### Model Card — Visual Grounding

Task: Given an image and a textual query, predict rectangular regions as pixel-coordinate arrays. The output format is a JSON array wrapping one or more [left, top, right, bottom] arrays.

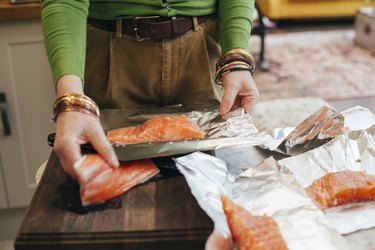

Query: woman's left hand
[[219, 70, 260, 116]]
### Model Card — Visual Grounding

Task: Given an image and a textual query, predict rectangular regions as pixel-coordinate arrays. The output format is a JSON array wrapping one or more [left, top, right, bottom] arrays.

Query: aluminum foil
[[273, 106, 375, 235], [341, 106, 375, 131], [175, 152, 350, 249], [265, 106, 375, 157], [278, 125, 375, 234], [273, 106, 345, 156], [175, 152, 232, 238], [100, 103, 271, 161]]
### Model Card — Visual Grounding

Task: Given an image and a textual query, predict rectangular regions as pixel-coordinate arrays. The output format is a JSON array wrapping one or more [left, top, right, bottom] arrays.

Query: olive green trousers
[[84, 17, 223, 109]]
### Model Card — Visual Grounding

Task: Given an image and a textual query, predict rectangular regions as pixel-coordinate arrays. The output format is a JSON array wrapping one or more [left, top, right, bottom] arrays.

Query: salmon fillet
[[74, 154, 159, 206], [107, 115, 205, 145], [221, 195, 288, 250], [305, 170, 375, 209]]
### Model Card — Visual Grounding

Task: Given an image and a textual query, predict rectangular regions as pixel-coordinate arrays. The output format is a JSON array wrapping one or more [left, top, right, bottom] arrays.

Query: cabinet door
[[0, 19, 56, 207]]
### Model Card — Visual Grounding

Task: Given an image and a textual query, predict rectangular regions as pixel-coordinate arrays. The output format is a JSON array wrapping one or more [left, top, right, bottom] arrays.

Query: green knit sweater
[[41, 0, 255, 84]]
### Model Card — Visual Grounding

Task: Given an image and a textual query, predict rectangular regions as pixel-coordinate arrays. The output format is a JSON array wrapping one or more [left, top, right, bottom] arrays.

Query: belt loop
[[116, 19, 123, 38], [192, 17, 199, 31]]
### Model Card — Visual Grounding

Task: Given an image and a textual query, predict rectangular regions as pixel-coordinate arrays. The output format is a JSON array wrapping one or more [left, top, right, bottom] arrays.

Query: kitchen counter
[[0, 1, 40, 21]]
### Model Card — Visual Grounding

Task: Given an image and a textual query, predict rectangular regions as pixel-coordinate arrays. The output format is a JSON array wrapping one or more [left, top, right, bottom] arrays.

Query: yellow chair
[[257, 0, 370, 20]]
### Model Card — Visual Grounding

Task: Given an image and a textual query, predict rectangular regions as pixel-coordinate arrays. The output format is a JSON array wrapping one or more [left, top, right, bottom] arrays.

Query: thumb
[[88, 127, 120, 168]]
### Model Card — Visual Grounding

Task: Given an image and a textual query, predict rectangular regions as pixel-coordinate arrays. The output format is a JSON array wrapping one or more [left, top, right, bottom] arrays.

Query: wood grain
[[0, 1, 40, 21], [15, 152, 213, 250]]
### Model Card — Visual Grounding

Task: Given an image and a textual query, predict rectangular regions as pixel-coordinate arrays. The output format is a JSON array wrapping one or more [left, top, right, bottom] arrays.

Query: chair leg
[[257, 24, 270, 71]]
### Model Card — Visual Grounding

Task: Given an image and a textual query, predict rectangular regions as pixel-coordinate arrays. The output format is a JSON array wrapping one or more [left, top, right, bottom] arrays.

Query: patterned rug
[[253, 29, 375, 101]]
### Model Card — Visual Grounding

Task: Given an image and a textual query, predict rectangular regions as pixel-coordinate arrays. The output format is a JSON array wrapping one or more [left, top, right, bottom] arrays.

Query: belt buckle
[[133, 16, 160, 41]]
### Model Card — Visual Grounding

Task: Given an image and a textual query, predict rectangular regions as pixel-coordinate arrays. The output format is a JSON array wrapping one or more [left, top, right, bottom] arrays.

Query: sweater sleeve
[[218, 0, 255, 53], [41, 0, 89, 86]]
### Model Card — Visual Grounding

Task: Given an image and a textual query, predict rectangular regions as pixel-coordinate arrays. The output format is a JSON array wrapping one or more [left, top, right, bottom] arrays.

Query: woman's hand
[[219, 70, 259, 116], [205, 229, 233, 250], [54, 112, 119, 178], [54, 75, 119, 178]]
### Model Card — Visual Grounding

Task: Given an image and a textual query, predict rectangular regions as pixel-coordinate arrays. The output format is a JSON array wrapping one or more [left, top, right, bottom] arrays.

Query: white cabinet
[[0, 18, 56, 208]]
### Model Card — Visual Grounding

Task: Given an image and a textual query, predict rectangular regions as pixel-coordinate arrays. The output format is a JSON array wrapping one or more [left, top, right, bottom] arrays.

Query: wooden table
[[15, 152, 213, 250], [15, 98, 375, 249]]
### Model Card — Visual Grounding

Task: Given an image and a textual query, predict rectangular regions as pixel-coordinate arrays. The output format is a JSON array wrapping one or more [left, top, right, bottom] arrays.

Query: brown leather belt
[[87, 15, 216, 40]]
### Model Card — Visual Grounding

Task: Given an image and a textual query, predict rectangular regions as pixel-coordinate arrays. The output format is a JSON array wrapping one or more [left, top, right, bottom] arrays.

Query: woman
[[42, 0, 258, 192], [43, 2, 258, 248]]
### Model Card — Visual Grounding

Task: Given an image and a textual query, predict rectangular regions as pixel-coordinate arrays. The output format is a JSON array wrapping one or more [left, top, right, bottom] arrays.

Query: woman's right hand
[[54, 111, 119, 178], [54, 75, 119, 178]]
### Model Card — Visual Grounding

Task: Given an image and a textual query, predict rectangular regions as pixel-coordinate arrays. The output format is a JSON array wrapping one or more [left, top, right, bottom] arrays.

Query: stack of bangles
[[53, 93, 100, 121], [215, 48, 256, 85]]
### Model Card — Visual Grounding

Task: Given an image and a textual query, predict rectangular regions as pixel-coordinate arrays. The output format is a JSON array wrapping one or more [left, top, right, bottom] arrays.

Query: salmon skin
[[221, 195, 288, 250], [305, 170, 375, 209], [74, 154, 159, 206], [107, 115, 205, 145]]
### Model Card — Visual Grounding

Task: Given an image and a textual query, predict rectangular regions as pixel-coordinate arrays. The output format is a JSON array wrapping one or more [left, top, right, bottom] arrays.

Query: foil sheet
[[278, 125, 375, 234], [100, 103, 271, 161], [272, 106, 345, 156], [273, 106, 375, 235], [175, 152, 350, 249], [266, 106, 375, 156]]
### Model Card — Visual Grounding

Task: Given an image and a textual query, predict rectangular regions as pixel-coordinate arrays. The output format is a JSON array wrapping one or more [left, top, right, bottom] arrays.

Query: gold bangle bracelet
[[216, 61, 251, 76], [57, 98, 99, 116], [53, 93, 100, 121], [53, 105, 99, 121], [53, 96, 99, 118], [217, 51, 255, 69], [225, 48, 256, 66], [216, 48, 256, 72], [53, 93, 98, 113], [215, 65, 253, 85], [54, 99, 99, 117]]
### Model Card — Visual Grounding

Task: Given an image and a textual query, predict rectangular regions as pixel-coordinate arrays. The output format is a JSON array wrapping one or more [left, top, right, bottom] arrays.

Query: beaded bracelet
[[53, 93, 100, 121]]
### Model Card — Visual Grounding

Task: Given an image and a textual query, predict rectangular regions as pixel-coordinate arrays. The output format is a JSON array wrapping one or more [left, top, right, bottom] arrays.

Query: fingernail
[[110, 154, 120, 168]]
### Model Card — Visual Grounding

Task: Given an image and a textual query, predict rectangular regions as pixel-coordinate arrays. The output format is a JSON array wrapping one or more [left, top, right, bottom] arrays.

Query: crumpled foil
[[278, 124, 375, 234], [265, 106, 375, 157], [100, 103, 271, 161], [274, 106, 345, 155], [174, 152, 350, 249], [274, 106, 375, 235]]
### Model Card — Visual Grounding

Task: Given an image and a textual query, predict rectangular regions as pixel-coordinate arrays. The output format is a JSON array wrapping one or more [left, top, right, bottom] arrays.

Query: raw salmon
[[305, 170, 375, 209], [74, 154, 159, 206], [107, 115, 205, 145], [221, 195, 288, 250]]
